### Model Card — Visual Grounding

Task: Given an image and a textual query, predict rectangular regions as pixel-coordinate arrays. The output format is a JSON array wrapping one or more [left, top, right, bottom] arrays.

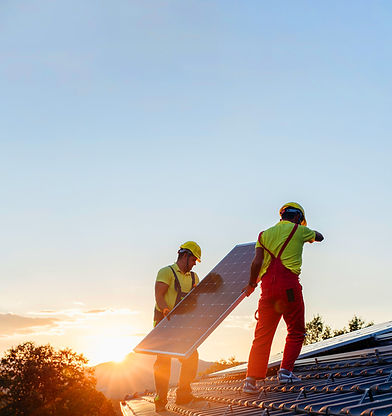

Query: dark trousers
[[153, 350, 199, 403]]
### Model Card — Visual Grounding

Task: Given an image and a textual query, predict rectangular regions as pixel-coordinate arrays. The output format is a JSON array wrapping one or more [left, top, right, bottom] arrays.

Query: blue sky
[[0, 1, 391, 364]]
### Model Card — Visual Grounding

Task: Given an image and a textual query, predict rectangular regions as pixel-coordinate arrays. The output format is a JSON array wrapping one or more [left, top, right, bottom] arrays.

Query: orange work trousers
[[246, 267, 305, 379]]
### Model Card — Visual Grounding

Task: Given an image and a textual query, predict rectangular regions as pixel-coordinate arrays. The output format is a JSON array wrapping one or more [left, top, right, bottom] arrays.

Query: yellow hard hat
[[279, 202, 307, 226], [180, 241, 201, 262]]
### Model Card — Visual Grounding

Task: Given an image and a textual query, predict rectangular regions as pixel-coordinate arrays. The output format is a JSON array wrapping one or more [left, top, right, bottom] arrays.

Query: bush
[[0, 342, 116, 416]]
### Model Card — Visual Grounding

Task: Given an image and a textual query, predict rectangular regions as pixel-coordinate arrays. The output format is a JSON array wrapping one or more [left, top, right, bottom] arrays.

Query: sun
[[87, 336, 138, 365]]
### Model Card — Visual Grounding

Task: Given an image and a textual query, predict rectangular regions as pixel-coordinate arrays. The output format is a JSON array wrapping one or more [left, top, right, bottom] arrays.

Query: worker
[[153, 241, 201, 412], [242, 203, 324, 393]]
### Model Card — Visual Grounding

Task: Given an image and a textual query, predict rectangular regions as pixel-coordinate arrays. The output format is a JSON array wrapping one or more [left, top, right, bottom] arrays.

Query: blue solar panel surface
[[134, 242, 255, 358]]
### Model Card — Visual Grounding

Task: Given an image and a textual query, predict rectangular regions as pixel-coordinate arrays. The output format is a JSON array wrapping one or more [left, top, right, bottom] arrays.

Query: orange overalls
[[247, 223, 306, 379]]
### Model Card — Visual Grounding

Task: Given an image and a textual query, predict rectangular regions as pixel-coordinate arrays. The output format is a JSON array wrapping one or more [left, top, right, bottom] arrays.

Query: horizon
[[0, 289, 382, 367]]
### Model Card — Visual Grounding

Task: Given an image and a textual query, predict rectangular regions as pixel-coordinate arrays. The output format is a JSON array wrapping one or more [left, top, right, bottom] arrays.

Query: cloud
[[0, 313, 58, 337], [86, 309, 107, 314], [84, 308, 140, 315], [0, 308, 142, 339], [223, 315, 256, 330], [73, 301, 85, 306], [29, 307, 140, 318]]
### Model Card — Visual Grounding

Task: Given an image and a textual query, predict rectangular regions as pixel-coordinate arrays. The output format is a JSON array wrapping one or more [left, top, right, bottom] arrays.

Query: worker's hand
[[162, 308, 171, 320], [242, 284, 256, 297]]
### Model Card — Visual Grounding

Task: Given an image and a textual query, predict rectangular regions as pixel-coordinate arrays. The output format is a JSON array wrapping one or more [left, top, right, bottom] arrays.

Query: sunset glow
[[86, 335, 140, 365]]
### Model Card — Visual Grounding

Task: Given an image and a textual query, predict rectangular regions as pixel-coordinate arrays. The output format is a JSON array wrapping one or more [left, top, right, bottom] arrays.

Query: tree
[[304, 315, 324, 345], [303, 315, 374, 346], [321, 325, 333, 340], [348, 315, 374, 332], [0, 342, 116, 416], [333, 328, 348, 337]]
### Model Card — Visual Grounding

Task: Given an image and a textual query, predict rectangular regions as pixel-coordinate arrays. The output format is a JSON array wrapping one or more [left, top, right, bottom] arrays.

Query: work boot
[[242, 377, 260, 394], [277, 369, 301, 384]]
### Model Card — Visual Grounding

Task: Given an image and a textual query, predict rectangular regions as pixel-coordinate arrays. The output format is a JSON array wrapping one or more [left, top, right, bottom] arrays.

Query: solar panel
[[134, 242, 255, 358], [211, 320, 392, 376], [298, 320, 392, 358]]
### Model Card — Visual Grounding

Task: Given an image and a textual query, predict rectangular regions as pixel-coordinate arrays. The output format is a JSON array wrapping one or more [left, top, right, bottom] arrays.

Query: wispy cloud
[[86, 309, 108, 314], [84, 308, 140, 316], [0, 313, 58, 337], [28, 308, 140, 318], [0, 308, 141, 339], [223, 315, 256, 330], [73, 301, 85, 306]]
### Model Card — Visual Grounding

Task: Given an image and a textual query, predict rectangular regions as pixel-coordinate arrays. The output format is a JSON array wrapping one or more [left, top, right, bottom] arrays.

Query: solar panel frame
[[134, 242, 255, 358]]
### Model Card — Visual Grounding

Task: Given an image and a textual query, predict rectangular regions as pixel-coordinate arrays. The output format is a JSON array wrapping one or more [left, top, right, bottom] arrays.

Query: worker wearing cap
[[153, 241, 201, 412], [242, 203, 324, 393]]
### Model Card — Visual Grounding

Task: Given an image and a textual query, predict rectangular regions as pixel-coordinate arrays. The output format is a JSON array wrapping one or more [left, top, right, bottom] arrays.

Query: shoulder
[[258, 223, 280, 239], [255, 231, 264, 247], [267, 222, 286, 234], [156, 265, 175, 284], [255, 224, 274, 247]]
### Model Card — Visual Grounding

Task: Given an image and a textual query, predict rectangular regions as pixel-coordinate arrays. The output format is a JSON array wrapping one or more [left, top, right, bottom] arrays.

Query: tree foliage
[[348, 315, 370, 332], [304, 315, 374, 345], [0, 342, 116, 416], [304, 314, 324, 345]]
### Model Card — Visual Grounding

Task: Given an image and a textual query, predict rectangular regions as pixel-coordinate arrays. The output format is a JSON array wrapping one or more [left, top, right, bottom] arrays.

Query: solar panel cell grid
[[134, 243, 255, 358]]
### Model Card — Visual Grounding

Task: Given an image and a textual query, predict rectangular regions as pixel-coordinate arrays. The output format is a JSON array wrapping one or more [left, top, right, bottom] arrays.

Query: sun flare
[[87, 336, 140, 365]]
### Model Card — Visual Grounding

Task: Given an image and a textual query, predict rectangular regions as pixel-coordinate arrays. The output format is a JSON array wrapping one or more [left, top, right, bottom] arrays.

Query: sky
[[0, 1, 391, 365]]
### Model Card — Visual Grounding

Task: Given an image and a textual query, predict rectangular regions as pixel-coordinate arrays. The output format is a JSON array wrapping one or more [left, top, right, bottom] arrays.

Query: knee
[[183, 350, 198, 366], [287, 328, 305, 341], [154, 356, 171, 371]]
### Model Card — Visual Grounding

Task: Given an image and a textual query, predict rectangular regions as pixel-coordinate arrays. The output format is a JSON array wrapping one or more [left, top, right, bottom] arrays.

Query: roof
[[121, 322, 392, 416]]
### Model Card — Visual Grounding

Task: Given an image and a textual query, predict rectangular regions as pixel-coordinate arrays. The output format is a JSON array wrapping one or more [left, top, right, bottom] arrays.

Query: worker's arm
[[242, 247, 264, 297], [314, 231, 324, 242], [155, 281, 170, 316]]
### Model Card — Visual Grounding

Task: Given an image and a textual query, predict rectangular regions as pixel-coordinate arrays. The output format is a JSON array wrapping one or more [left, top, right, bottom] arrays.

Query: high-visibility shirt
[[155, 263, 199, 311], [256, 220, 316, 278]]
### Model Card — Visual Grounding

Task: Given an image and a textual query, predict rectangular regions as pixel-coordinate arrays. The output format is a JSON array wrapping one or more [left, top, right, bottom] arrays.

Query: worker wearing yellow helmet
[[242, 203, 324, 393], [279, 202, 307, 226], [153, 241, 201, 412]]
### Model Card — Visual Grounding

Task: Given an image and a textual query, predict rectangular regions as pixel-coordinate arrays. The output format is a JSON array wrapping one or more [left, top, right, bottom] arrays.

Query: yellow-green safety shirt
[[155, 263, 199, 312], [256, 220, 316, 279]]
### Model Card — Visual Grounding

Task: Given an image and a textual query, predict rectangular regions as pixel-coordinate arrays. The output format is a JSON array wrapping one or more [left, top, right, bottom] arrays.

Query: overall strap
[[169, 266, 183, 306], [257, 231, 275, 258], [191, 271, 195, 288], [277, 223, 299, 259]]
